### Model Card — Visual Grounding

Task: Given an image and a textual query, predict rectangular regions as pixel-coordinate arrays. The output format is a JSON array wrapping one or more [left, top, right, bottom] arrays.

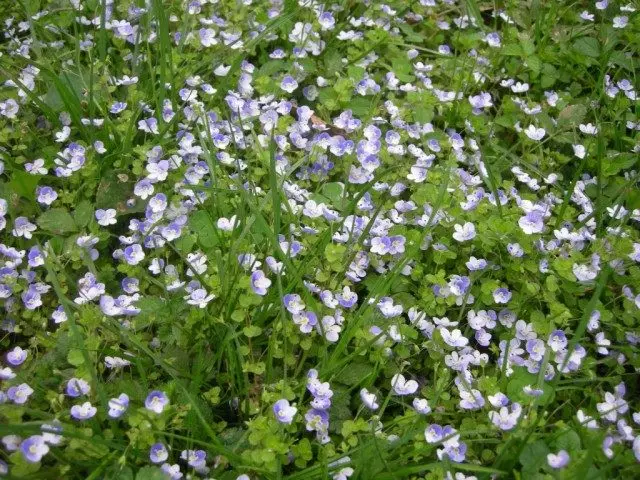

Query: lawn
[[0, 0, 639, 479]]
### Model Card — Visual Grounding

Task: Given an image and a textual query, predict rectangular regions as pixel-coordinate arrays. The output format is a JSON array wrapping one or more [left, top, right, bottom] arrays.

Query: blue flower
[[70, 401, 97, 420], [20, 435, 49, 463], [66, 378, 90, 397], [108, 393, 129, 419], [145, 390, 169, 414], [250, 270, 272, 296], [149, 443, 169, 463], [273, 399, 297, 424]]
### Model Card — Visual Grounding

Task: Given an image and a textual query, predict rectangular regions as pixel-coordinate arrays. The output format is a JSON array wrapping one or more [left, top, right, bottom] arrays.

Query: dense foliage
[[0, 0, 639, 479]]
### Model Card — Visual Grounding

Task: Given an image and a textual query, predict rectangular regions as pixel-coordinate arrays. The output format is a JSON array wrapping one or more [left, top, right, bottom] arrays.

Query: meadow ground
[[0, 1, 639, 479]]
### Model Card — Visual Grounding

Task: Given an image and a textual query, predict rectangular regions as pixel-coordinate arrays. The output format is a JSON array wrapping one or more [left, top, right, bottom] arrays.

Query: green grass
[[0, 0, 639, 479]]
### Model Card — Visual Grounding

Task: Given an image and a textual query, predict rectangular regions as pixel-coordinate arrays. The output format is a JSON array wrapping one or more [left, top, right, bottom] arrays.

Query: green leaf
[[602, 153, 637, 177], [519, 440, 550, 469], [541, 63, 558, 88], [7, 171, 40, 201], [95, 171, 141, 213], [502, 44, 523, 56], [463, 0, 484, 29], [573, 37, 600, 58], [341, 417, 370, 437], [323, 48, 343, 74], [521, 38, 536, 57], [243, 361, 265, 374], [335, 361, 374, 386], [258, 59, 288, 76], [396, 23, 424, 43], [555, 429, 581, 452], [553, 258, 577, 282], [349, 96, 374, 117], [37, 208, 77, 235], [73, 200, 94, 228], [291, 438, 313, 467], [507, 370, 555, 405], [67, 349, 85, 366], [321, 182, 344, 208], [105, 466, 134, 480], [43, 69, 89, 112], [134, 297, 167, 325], [413, 105, 434, 124], [9, 451, 41, 476], [557, 104, 587, 128], [174, 234, 196, 254], [609, 50, 635, 72], [526, 55, 541, 75], [189, 210, 217, 249], [243, 325, 263, 338], [135, 466, 167, 480], [545, 275, 559, 292], [324, 243, 345, 263], [203, 386, 221, 405]]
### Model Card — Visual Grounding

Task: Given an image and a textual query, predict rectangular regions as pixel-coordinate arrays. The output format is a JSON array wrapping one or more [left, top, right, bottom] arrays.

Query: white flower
[[25, 158, 48, 175], [55, 126, 71, 142], [488, 392, 509, 408], [391, 374, 419, 395], [452, 222, 476, 242], [596, 391, 627, 422], [95, 208, 117, 226], [511, 82, 529, 93], [413, 398, 431, 414], [572, 262, 598, 282], [377, 297, 403, 318], [0, 99, 19, 118], [185, 288, 215, 308], [280, 75, 298, 93], [440, 328, 469, 347], [524, 125, 545, 141], [199, 28, 217, 47], [572, 144, 586, 159], [577, 409, 598, 429], [612, 16, 628, 29], [580, 11, 594, 21], [360, 388, 379, 410], [217, 216, 237, 231], [214, 64, 231, 76], [489, 403, 522, 430], [579, 123, 598, 135]]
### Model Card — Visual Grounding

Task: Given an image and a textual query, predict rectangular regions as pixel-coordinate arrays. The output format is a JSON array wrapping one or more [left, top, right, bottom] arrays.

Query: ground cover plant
[[0, 0, 639, 478]]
